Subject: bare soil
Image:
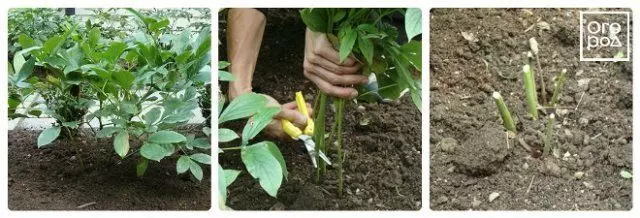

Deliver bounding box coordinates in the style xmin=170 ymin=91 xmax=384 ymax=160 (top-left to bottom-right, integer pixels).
xmin=8 ymin=125 xmax=211 ymax=210
xmin=430 ymin=8 xmax=632 ymax=210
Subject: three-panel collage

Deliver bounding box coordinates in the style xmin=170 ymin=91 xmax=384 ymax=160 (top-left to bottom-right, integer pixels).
xmin=2 ymin=2 xmax=636 ymax=218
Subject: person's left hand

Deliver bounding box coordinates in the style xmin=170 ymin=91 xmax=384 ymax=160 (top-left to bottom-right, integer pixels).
xmin=261 ymin=94 xmax=313 ymax=141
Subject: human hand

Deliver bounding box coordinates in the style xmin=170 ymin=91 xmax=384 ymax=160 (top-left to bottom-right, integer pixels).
xmin=303 ymin=28 xmax=368 ymax=99
xmin=261 ymin=95 xmax=313 ymax=141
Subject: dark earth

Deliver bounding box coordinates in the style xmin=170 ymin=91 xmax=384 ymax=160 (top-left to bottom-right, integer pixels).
xmin=8 ymin=125 xmax=211 ymax=210
xmin=430 ymin=8 xmax=632 ymax=210
xmin=218 ymin=9 xmax=422 ymax=210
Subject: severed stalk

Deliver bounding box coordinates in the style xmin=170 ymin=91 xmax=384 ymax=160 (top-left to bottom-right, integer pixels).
xmin=523 ymin=64 xmax=539 ymax=120
xmin=549 ymin=69 xmax=567 ymax=107
xmin=492 ymin=92 xmax=517 ymax=133
xmin=543 ymin=113 xmax=556 ymax=156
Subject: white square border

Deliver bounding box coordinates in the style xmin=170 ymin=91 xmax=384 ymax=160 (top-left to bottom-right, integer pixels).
xmin=580 ymin=11 xmax=631 ymax=62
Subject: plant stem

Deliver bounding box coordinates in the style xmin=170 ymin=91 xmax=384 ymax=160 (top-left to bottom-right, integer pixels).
xmin=335 ymin=98 xmax=345 ymax=197
xmin=535 ymin=53 xmax=547 ymax=105
xmin=543 ymin=113 xmax=556 ymax=156
xmin=313 ymin=92 xmax=328 ymax=183
xmin=220 ymin=146 xmax=242 ymax=151
xmin=492 ymin=92 xmax=516 ymax=133
xmin=549 ymin=69 xmax=567 ymax=107
xmin=523 ymin=64 xmax=539 ymax=120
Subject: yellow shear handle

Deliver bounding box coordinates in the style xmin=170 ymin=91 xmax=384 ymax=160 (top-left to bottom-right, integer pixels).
xmin=295 ymin=91 xmax=314 ymax=135
xmin=281 ymin=120 xmax=302 ymax=139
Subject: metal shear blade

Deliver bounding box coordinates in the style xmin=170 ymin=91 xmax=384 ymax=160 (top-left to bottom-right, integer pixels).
xmin=299 ymin=135 xmax=332 ymax=168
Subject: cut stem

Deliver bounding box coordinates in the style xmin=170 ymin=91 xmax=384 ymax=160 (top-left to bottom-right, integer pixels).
xmin=335 ymin=98 xmax=345 ymax=196
xmin=492 ymin=92 xmax=517 ymax=133
xmin=313 ymin=92 xmax=328 ymax=183
xmin=543 ymin=113 xmax=556 ymax=156
xmin=523 ymin=64 xmax=539 ymax=120
xmin=549 ymin=69 xmax=567 ymax=107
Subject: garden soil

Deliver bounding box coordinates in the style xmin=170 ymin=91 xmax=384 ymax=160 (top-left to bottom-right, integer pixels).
xmin=430 ymin=8 xmax=632 ymax=210
xmin=218 ymin=9 xmax=422 ymax=210
xmin=8 ymin=125 xmax=211 ymax=210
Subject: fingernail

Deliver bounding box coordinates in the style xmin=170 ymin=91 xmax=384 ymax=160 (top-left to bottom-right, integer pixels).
xmin=361 ymin=78 xmax=369 ymax=83
xmin=350 ymin=91 xmax=358 ymax=98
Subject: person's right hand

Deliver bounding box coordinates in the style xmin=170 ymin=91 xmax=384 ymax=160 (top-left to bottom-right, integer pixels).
xmin=303 ymin=28 xmax=368 ymax=99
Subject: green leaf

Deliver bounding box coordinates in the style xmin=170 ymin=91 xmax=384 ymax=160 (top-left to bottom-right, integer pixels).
xmin=189 ymin=160 xmax=204 ymax=181
xmin=401 ymin=40 xmax=422 ymax=71
xmin=339 ymin=27 xmax=357 ymax=63
xmin=144 ymin=107 xmax=162 ymax=126
xmin=203 ymin=127 xmax=211 ymax=137
xmin=241 ymin=107 xmax=280 ymax=145
xmin=97 ymin=127 xmax=121 ymax=138
xmin=112 ymin=70 xmax=135 ymax=89
xmin=265 ymin=141 xmax=288 ymax=180
xmin=190 ymin=138 xmax=211 ymax=149
xmin=411 ymin=80 xmax=422 ymax=112
xmin=219 ymin=128 xmax=239 ymax=143
xmin=218 ymin=61 xmax=231 ymax=69
xmin=114 ymin=131 xmax=130 ymax=158
xmin=43 ymin=35 xmax=63 ymax=55
xmin=241 ymin=141 xmax=284 ymax=197
xmin=28 ymin=110 xmax=42 ymax=117
xmin=620 ymin=169 xmax=633 ymax=179
xmin=358 ymin=36 xmax=374 ymax=65
xmin=218 ymin=165 xmax=229 ymax=205
xmin=218 ymin=70 xmax=234 ymax=81
xmin=37 ymin=126 xmax=61 ymax=148
xmin=218 ymin=93 xmax=267 ymax=124
xmin=140 ymin=142 xmax=166 ymax=162
xmin=177 ymin=155 xmax=191 ymax=174
xmin=332 ymin=9 xmax=346 ymax=22
xmin=62 ymin=121 xmax=79 ymax=128
xmin=148 ymin=130 xmax=187 ymax=144
xmin=13 ymin=57 xmax=35 ymax=87
xmin=88 ymin=27 xmax=100 ymax=47
xmin=224 ymin=169 xmax=241 ymax=187
xmin=18 ymin=34 xmax=36 ymax=49
xmin=137 ymin=158 xmax=149 ymax=177
xmin=190 ymin=153 xmax=211 ymax=165
xmin=300 ymin=8 xmax=329 ymax=33
xmin=405 ymin=8 xmax=422 ymax=40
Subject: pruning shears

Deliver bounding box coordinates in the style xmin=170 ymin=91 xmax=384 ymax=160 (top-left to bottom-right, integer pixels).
xmin=281 ymin=91 xmax=332 ymax=168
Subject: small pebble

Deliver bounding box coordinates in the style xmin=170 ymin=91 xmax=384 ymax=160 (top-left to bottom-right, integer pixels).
xmin=523 ymin=163 xmax=529 ymax=170
xmin=356 ymin=105 xmax=366 ymax=113
xmin=438 ymin=138 xmax=457 ymax=154
xmin=574 ymin=171 xmax=585 ymax=179
xmin=471 ymin=197 xmax=482 ymax=208
xmin=488 ymin=192 xmax=500 ymax=202
xmin=70 ymin=156 xmax=76 ymax=161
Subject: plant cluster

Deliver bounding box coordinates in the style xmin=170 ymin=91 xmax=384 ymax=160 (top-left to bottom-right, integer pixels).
xmin=8 ymin=8 xmax=212 ymax=180
xmin=492 ymin=37 xmax=567 ymax=157
xmin=300 ymin=8 xmax=422 ymax=196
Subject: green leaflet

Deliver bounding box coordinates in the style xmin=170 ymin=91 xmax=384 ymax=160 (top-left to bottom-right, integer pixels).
xmin=241 ymin=141 xmax=286 ymax=197
xmin=241 ymin=106 xmax=280 ymax=145
xmin=37 ymin=126 xmax=61 ymax=148
xmin=140 ymin=142 xmax=167 ymax=161
xmin=405 ymin=8 xmax=422 ymax=40
xmin=338 ymin=27 xmax=357 ymax=63
xmin=218 ymin=128 xmax=239 ymax=143
xmin=218 ymin=93 xmax=267 ymax=124
xmin=114 ymin=131 xmax=130 ymax=158
xmin=148 ymin=130 xmax=187 ymax=144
